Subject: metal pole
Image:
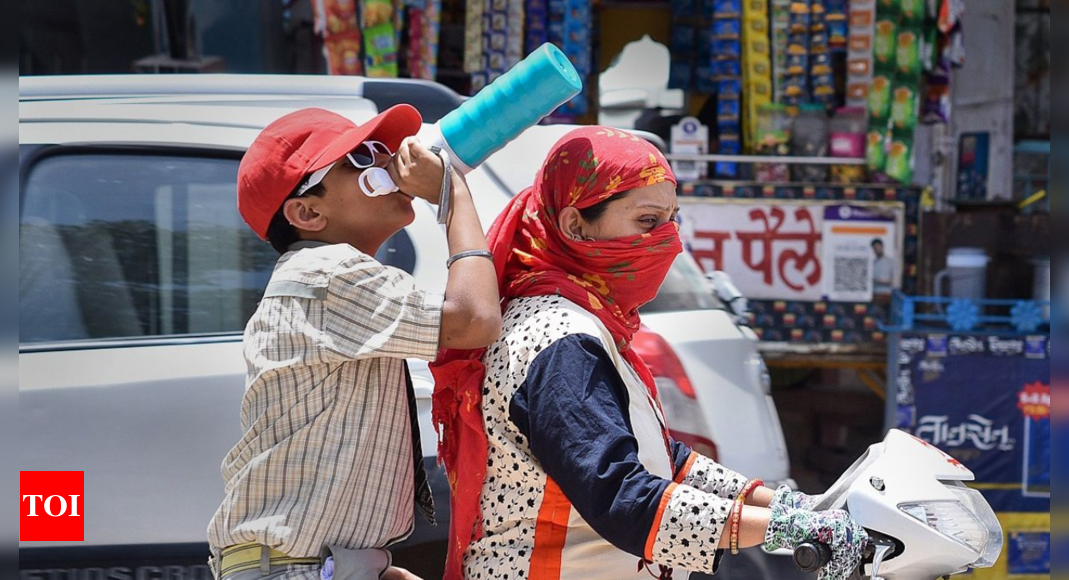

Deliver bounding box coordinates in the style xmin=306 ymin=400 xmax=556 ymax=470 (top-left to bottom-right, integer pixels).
xmin=663 ymin=153 xmax=868 ymax=166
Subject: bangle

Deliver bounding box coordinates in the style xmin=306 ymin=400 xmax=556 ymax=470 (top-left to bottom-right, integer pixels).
xmin=446 ymin=250 xmax=494 ymax=269
xmin=739 ymin=478 xmax=764 ymax=505
xmin=730 ymin=479 xmax=764 ymax=555
xmin=730 ymin=500 xmax=744 ymax=555
xmin=430 ymin=146 xmax=453 ymax=225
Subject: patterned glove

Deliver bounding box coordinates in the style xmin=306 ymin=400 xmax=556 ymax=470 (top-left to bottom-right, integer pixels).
xmin=764 ymin=488 xmax=868 ymax=580
xmin=768 ymin=484 xmax=820 ymax=512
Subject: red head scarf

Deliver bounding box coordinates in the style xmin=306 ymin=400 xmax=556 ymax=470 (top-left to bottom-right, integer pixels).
xmin=430 ymin=127 xmax=682 ymax=580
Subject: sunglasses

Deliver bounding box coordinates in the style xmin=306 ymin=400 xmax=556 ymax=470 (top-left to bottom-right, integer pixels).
xmin=296 ymin=140 xmax=392 ymax=196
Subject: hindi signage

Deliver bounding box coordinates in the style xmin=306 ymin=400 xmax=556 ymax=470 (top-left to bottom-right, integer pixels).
xmin=681 ymin=200 xmax=904 ymax=303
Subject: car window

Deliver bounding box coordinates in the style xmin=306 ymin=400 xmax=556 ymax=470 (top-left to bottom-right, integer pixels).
xmin=376 ymin=228 xmax=416 ymax=275
xmin=641 ymin=253 xmax=725 ymax=314
xmin=19 ymin=151 xmax=278 ymax=344
xmin=19 ymin=145 xmax=38 ymax=165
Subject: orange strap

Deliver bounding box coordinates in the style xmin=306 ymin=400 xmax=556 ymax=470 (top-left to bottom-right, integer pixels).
xmin=644 ymin=482 xmax=679 ymax=561
xmin=530 ymin=477 xmax=572 ymax=580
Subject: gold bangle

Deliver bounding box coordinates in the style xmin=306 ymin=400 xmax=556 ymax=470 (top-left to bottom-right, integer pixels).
xmin=730 ymin=499 xmax=744 ymax=555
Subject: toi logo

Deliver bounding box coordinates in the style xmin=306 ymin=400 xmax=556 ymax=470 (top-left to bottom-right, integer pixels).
xmin=20 ymin=471 xmax=84 ymax=541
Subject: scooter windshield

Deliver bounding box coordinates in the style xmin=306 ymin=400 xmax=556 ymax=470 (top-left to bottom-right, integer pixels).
xmin=814 ymin=443 xmax=885 ymax=511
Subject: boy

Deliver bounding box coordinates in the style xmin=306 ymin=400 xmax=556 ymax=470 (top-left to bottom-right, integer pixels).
xmin=208 ymin=105 xmax=501 ymax=580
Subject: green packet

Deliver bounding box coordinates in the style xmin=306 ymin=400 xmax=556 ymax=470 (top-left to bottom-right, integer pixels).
xmin=873 ymin=18 xmax=897 ymax=66
xmin=885 ymin=131 xmax=914 ymax=184
xmin=899 ymin=0 xmax=925 ymax=24
xmin=890 ymin=84 xmax=919 ymax=131
xmin=868 ymin=73 xmax=893 ymax=120
xmin=364 ymin=23 xmax=399 ymax=78
xmin=866 ymin=128 xmax=887 ymax=171
xmin=895 ymin=28 xmax=922 ymax=78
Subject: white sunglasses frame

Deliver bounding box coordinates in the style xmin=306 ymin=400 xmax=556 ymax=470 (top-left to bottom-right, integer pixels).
xmin=295 ymin=140 xmax=392 ymax=196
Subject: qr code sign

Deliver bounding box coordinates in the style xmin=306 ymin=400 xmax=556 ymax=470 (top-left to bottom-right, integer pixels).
xmin=833 ymin=256 xmax=871 ymax=294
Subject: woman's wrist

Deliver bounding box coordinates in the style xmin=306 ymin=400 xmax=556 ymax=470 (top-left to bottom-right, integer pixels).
xmin=748 ymin=485 xmax=776 ymax=508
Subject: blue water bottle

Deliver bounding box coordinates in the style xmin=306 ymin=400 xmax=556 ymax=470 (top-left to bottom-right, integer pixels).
xmin=360 ymin=43 xmax=583 ymax=195
xmin=434 ymin=42 xmax=583 ymax=172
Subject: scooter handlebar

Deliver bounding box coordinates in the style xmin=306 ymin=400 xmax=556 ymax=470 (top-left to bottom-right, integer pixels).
xmin=793 ymin=542 xmax=832 ymax=574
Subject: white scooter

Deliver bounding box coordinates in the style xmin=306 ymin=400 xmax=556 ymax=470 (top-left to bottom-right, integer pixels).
xmin=791 ymin=429 xmax=1004 ymax=580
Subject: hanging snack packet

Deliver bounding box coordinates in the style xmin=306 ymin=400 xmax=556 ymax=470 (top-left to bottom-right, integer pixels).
xmin=715 ymin=0 xmax=742 ymax=16
xmin=719 ymin=78 xmax=743 ymax=98
xmin=866 ymin=129 xmax=887 ymax=171
xmin=895 ymin=28 xmax=921 ymax=79
xmin=868 ymin=73 xmax=892 ymax=120
xmin=890 ymin=85 xmax=919 ymax=131
xmin=899 ymin=0 xmax=924 ymax=25
xmin=715 ymin=18 xmax=742 ymax=37
xmin=464 ymin=0 xmax=485 ymax=72
xmin=872 ymin=18 xmax=897 ymax=66
xmin=364 ymin=23 xmax=399 ymax=77
xmin=885 ymin=132 xmax=914 ymax=183
xmin=715 ymin=59 xmax=743 ymax=78
xmin=713 ymin=38 xmax=743 ymax=58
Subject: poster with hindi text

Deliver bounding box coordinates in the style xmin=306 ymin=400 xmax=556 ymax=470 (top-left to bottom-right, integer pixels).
xmin=679 ymin=200 xmax=905 ymax=303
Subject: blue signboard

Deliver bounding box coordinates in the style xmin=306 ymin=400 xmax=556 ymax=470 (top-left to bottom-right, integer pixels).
xmin=893 ymin=333 xmax=1050 ymax=514
xmin=1007 ymin=532 xmax=1051 ymax=575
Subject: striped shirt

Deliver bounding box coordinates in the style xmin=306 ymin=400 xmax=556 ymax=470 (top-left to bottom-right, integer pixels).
xmin=207 ymin=241 xmax=444 ymax=559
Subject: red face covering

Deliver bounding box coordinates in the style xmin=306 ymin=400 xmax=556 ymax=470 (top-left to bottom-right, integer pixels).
xmin=430 ymin=127 xmax=682 ymax=580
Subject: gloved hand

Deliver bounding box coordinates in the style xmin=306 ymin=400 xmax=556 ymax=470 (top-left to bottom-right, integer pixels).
xmin=764 ymin=487 xmax=868 ymax=580
xmin=768 ymin=484 xmax=820 ymax=512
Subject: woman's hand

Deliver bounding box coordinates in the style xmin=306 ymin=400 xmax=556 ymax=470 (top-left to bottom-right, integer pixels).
xmin=764 ymin=494 xmax=868 ymax=580
xmin=381 ymin=566 xmax=424 ymax=580
xmin=768 ymin=485 xmax=820 ymax=511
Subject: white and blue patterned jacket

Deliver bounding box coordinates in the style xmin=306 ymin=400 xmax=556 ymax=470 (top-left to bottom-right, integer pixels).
xmin=464 ymin=295 xmax=752 ymax=580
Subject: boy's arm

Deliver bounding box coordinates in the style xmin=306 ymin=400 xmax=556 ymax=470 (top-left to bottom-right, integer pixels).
xmin=389 ymin=139 xmax=502 ymax=350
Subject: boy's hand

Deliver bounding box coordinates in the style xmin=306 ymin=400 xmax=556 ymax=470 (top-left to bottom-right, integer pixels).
xmin=386 ymin=137 xmax=445 ymax=204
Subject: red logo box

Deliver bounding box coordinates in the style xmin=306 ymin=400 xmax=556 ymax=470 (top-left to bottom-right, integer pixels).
xmin=20 ymin=471 xmax=84 ymax=541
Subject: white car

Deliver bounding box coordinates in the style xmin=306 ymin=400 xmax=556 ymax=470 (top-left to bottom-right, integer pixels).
xmin=19 ymin=75 xmax=793 ymax=580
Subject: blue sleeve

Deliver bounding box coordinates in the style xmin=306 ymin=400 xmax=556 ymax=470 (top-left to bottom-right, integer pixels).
xmin=508 ymin=334 xmax=671 ymax=559
xmin=670 ymin=438 xmax=693 ymax=480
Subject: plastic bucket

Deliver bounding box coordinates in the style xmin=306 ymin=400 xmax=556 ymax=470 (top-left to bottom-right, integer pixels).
xmin=935 ymin=248 xmax=989 ymax=301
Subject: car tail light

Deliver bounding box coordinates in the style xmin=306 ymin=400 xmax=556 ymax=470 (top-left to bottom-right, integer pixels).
xmin=633 ymin=327 xmax=719 ymax=462
xmin=632 ymin=328 xmax=695 ymax=398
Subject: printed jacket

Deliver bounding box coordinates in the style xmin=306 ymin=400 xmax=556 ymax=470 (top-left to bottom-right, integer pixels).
xmin=464 ymin=295 xmax=751 ymax=580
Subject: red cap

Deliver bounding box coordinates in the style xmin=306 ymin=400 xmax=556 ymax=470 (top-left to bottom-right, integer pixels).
xmin=237 ymin=105 xmax=423 ymax=240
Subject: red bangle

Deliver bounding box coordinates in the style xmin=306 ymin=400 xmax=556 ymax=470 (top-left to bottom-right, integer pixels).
xmin=739 ymin=478 xmax=764 ymax=505
xmin=730 ymin=479 xmax=764 ymax=555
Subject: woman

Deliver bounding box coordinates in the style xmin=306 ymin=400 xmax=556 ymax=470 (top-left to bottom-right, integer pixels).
xmin=431 ymin=127 xmax=866 ymax=580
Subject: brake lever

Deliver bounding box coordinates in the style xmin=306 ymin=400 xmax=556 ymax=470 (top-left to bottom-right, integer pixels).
xmin=863 ymin=534 xmax=897 ymax=580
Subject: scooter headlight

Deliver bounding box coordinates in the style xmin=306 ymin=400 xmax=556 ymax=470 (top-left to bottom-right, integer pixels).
xmin=899 ymin=485 xmax=1004 ymax=568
